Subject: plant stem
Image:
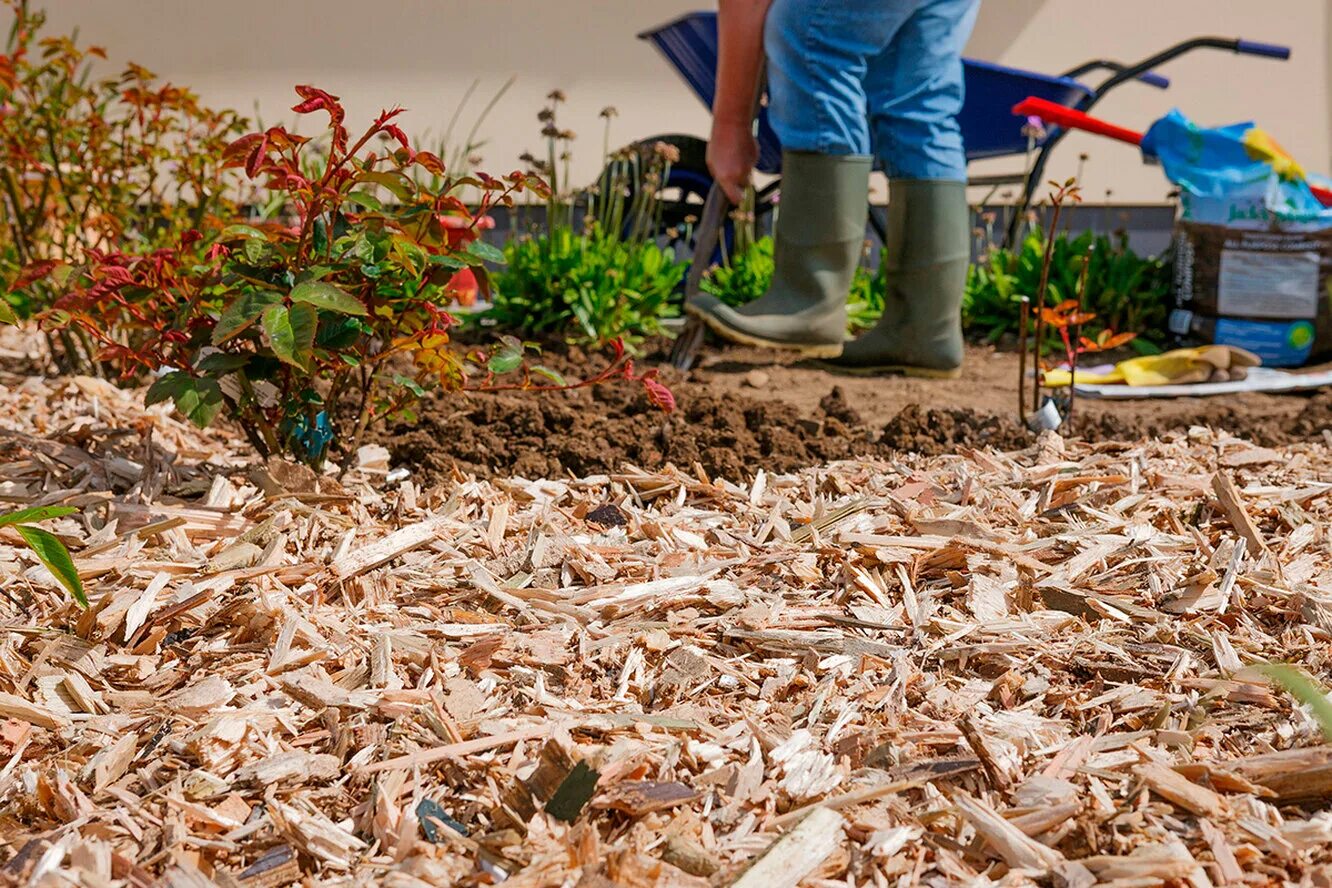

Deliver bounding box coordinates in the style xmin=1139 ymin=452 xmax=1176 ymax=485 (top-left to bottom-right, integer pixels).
xmin=1017 ymin=295 xmax=1029 ymax=424
xmin=1068 ymin=248 xmax=1092 ymax=426
xmin=1030 ymin=199 xmax=1064 ymax=413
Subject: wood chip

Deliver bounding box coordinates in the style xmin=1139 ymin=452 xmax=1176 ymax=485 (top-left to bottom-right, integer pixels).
xmin=729 ymin=807 xmax=844 ymax=888
xmin=1134 ymin=761 xmax=1225 ymax=817
xmin=1211 ymin=472 xmax=1270 ymax=557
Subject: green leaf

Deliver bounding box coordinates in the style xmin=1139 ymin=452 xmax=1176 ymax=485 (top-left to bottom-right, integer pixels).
xmin=196 ymin=353 xmax=251 ymax=374
xmin=531 ymin=365 xmax=566 ymax=386
xmin=298 ymin=265 xmax=335 ymax=283
xmin=15 ymin=525 xmax=87 ymax=608
xmin=243 ymin=237 xmax=270 ymax=265
xmin=146 ymin=372 xmax=225 ymax=428
xmin=213 ymin=290 xmax=282 ymax=344
xmin=392 ymin=373 xmax=427 ymax=397
xmin=487 ymin=340 xmax=524 ymax=375
xmin=0 ymin=505 xmax=78 ymax=528
xmin=361 ymin=170 xmax=416 ymax=201
xmin=312 ymin=217 xmax=329 ymax=256
xmin=466 ymin=239 xmax=506 ymax=265
xmin=220 ymin=223 xmax=267 ymax=241
xmin=316 ymin=315 xmax=366 ymax=349
xmin=290 ymin=281 xmax=366 ymax=316
xmin=1249 ymin=664 xmax=1332 ymax=741
xmin=1129 ymin=337 xmax=1163 ymax=356
xmin=354 ymin=235 xmax=378 ymax=264
xmin=0 ymin=300 xmax=16 ymax=325
xmin=428 ymin=254 xmax=469 ymax=270
xmin=344 ymin=190 xmax=384 ymax=211
xmin=262 ymin=303 xmax=317 ymax=370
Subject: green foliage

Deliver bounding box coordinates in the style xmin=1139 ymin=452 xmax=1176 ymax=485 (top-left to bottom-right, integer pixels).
xmin=0 ymin=1 xmax=246 ymax=369
xmin=492 ymin=227 xmax=685 ymax=345
xmin=845 ymin=258 xmax=887 ymax=333
xmin=700 ymin=236 xmax=885 ymax=333
xmin=701 ymin=236 xmax=774 ymax=309
xmin=490 ymin=91 xmax=687 ymax=346
xmin=964 ymin=227 xmax=1170 ymax=350
xmin=1 ymin=505 xmax=85 ymax=607
xmin=1248 ymin=664 xmax=1332 ymax=742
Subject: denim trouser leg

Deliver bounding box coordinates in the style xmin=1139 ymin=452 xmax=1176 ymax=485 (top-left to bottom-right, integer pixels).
xmin=765 ymin=0 xmax=979 ymax=180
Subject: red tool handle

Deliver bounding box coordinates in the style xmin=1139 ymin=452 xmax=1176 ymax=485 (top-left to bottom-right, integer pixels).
xmin=1013 ymin=96 xmax=1332 ymax=207
xmin=1013 ymin=97 xmax=1144 ymax=146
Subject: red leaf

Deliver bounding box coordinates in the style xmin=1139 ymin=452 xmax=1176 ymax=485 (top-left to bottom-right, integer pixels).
xmin=291 ymin=96 xmax=327 ymax=115
xmin=642 ymin=376 xmax=676 ymax=413
xmin=223 ymin=132 xmax=264 ymax=168
xmin=383 ymin=123 xmax=411 ymax=153
xmin=417 ymin=151 xmax=446 ymax=176
xmin=292 ymin=85 xmax=339 ymax=115
xmin=245 ymin=140 xmax=266 ymax=178
xmin=9 ymin=260 xmax=58 ymax=291
xmin=1100 ymin=331 xmax=1137 ymax=349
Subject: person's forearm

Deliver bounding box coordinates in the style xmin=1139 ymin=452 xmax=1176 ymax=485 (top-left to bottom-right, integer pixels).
xmin=714 ymin=0 xmax=771 ymax=127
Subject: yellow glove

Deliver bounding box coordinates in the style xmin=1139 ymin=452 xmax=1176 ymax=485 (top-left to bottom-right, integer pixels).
xmin=1043 ymin=346 xmax=1261 ymax=387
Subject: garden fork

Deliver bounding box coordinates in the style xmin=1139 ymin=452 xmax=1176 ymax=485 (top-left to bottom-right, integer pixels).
xmin=668 ymin=75 xmax=766 ymax=372
xmin=668 ymin=182 xmax=731 ymax=370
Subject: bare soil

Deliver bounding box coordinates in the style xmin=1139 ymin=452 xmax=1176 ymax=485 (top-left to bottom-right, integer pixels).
xmin=381 ymin=341 xmax=1332 ymax=483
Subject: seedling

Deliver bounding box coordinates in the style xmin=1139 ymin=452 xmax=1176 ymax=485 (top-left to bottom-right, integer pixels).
xmin=1 ymin=505 xmax=85 ymax=608
xmin=1028 ymin=179 xmax=1082 ymax=415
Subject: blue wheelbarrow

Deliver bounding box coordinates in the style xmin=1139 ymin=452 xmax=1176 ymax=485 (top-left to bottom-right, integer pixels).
xmin=630 ymin=11 xmax=1291 ymax=250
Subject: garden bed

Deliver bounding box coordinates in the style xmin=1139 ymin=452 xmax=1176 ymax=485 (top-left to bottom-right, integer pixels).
xmin=380 ymin=341 xmax=1332 ymax=484
xmin=4 ymin=369 xmax=1331 ymax=886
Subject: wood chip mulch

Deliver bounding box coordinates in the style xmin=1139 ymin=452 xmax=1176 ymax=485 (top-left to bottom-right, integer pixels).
xmin=2 ymin=372 xmax=1332 ymax=887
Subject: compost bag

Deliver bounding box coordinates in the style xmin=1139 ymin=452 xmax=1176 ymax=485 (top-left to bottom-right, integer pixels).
xmin=1148 ymin=110 xmax=1332 ymax=366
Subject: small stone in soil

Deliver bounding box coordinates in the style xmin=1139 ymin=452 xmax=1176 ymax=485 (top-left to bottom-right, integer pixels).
xmin=744 ymin=369 xmax=771 ymax=389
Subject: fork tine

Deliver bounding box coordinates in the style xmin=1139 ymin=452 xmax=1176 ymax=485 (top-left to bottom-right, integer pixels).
xmin=668 ymin=317 xmax=706 ymax=370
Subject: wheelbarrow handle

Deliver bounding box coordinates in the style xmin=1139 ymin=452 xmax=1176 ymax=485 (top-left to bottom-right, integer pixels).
xmin=1012 ymin=96 xmax=1144 ymax=147
xmin=1135 ymin=71 xmax=1171 ymax=90
xmin=1012 ymin=96 xmax=1332 ymax=208
xmin=1234 ymin=39 xmax=1291 ymax=60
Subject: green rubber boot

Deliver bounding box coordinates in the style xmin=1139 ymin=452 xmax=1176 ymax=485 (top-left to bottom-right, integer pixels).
xmin=685 ymin=151 xmax=871 ymax=357
xmin=827 ymin=179 xmax=968 ymax=378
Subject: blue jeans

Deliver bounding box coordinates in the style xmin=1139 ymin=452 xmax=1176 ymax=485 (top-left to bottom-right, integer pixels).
xmin=765 ymin=0 xmax=980 ymax=181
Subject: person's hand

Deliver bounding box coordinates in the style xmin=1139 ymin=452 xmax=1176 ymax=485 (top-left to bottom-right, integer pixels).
xmin=707 ymin=119 xmax=757 ymax=205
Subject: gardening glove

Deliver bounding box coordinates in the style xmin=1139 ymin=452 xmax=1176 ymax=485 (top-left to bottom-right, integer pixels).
xmin=1043 ymin=345 xmax=1262 ymax=387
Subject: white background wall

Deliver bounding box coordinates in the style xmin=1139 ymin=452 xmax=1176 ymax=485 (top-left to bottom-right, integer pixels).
xmin=25 ymin=0 xmax=1332 ymax=204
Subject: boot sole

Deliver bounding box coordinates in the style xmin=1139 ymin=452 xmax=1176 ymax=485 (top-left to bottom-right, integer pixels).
xmin=816 ymin=361 xmax=963 ymax=380
xmin=685 ymin=304 xmax=845 ymax=358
